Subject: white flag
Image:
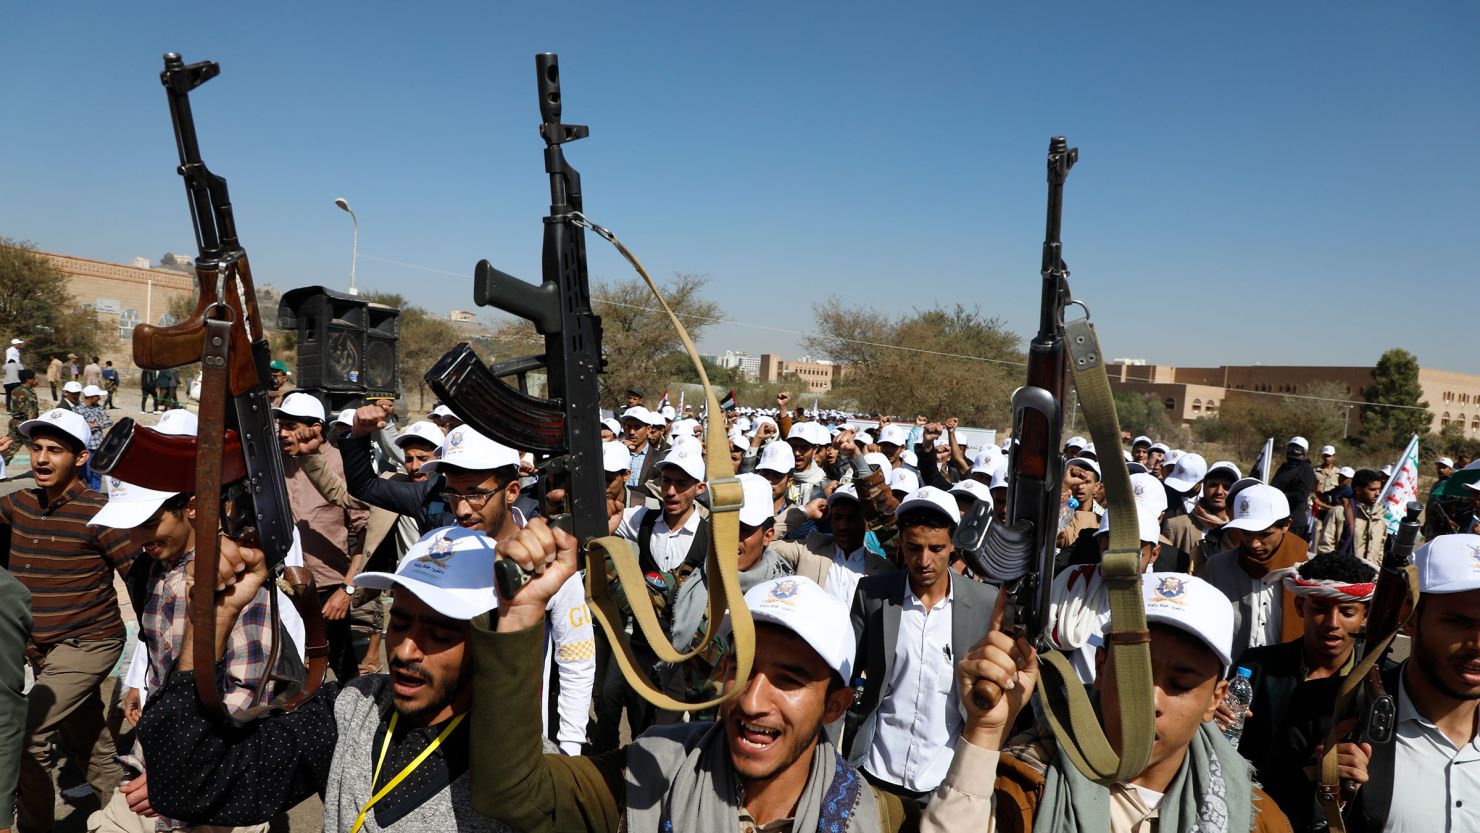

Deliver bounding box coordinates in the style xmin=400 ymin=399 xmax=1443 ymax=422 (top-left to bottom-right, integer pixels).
xmin=1377 ymin=434 xmax=1422 ymax=534
xmin=1253 ymin=438 xmax=1274 ymax=483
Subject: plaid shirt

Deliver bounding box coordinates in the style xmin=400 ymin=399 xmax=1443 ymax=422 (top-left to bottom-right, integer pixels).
xmin=73 ymin=402 xmax=111 ymax=449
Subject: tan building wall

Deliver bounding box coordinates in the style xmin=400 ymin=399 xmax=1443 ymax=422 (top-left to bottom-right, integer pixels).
xmin=42 ymin=252 xmax=196 ymax=371
xmin=1109 ymin=362 xmax=1480 ymax=438
xmin=758 ymin=353 xmax=837 ymax=393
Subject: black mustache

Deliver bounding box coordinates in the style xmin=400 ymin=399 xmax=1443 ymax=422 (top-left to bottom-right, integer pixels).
xmin=390 ymin=659 xmax=432 ymax=683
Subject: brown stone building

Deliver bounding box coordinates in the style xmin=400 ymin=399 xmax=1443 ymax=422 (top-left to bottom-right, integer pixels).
xmin=1108 ymin=361 xmax=1480 ymax=438
xmin=757 ymin=354 xmax=844 ymax=393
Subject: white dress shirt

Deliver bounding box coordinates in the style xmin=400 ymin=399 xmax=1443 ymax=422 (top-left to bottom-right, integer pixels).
xmin=617 ymin=506 xmax=702 ymax=572
xmin=863 ymin=581 xmax=960 ymax=792
xmin=1385 ymin=671 xmax=1480 ymax=832
xmin=825 ymin=544 xmax=869 ymax=606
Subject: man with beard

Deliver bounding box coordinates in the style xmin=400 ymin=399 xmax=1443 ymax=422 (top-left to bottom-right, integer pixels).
xmin=1163 ymin=460 xmax=1240 ymax=573
xmin=846 ymin=487 xmax=997 ymax=802
xmin=1201 ymin=484 xmax=1309 ymax=664
xmin=1272 ymin=534 xmax=1480 ymax=831
xmin=1228 ymin=552 xmax=1375 ymax=780
xmin=471 ymin=518 xmax=987 ymax=832
xmin=136 ymin=527 xmax=522 ymax=832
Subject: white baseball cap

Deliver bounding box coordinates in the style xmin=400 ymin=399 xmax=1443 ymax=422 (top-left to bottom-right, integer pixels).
xmin=894 ymin=485 xmax=962 ymax=525
xmin=1381 ymin=464 xmax=1393 ymax=476
xmin=729 ymin=433 xmax=748 ymax=453
xmin=9 ymin=339 xmax=21 ymax=345
xmin=889 ymin=468 xmax=921 ymax=495
xmin=601 ymin=417 xmax=622 ymax=437
xmin=1224 ymin=483 xmax=1291 ymax=532
xmin=1321 ymin=445 xmax=1337 ymax=456
xmin=728 ymin=577 xmax=855 ymax=683
xmin=430 ymin=404 xmax=457 ymax=420
xmin=89 ymin=476 xmax=180 ymax=529
xmin=1206 ymin=460 xmax=1242 ymax=481
xmin=878 ymin=424 xmax=911 ymax=447
xmin=654 ymin=443 xmax=705 ymax=483
xmin=899 ymin=450 xmax=918 ymax=469
xmin=855 ymin=431 xmax=874 ymax=445
xmin=1415 ymin=534 xmax=1480 ymax=594
xmin=737 ymin=472 xmax=774 ymax=527
xmin=659 ymin=405 xmax=677 ymax=420
xmin=155 ymin=409 xmax=198 ymax=436
xmin=1437 ymin=457 xmax=1456 ymax=468
xmin=602 ymin=440 xmax=633 ymax=474
xmin=81 ymin=384 xmax=104 ymax=398
xmin=63 ymin=381 xmax=83 ymax=394
xmin=1163 ymin=448 xmax=1184 ymax=467
xmin=1067 ymin=457 xmax=1101 ymax=478
xmin=1148 ymin=442 xmax=1170 ymax=456
xmin=420 ymin=425 xmax=520 ymax=474
xmin=1132 ymin=435 xmax=1152 ymax=447
xmin=786 ymin=422 xmax=830 ymax=447
xmin=620 ymin=405 xmax=651 ymax=424
xmin=735 ymin=417 xmax=753 ymax=432
xmin=1095 ymin=472 xmax=1169 ymax=543
xmin=335 ymin=408 xmax=356 ymax=428
xmin=748 ymin=415 xmax=778 ymax=437
xmin=20 ymin=408 xmax=90 ymax=449
xmin=826 ymin=484 xmax=862 ymax=510
xmin=669 ymin=418 xmax=700 ymax=439
xmin=970 ymin=446 xmax=1004 ymax=476
xmin=1137 ymin=573 xmax=1235 ymax=673
xmin=273 ymin=392 xmax=326 ymax=423
xmin=756 ymin=441 xmax=794 ymax=475
xmin=863 ymin=452 xmax=893 ymax=483
xmin=353 ymin=526 xmax=499 ymax=619
xmin=1288 ymin=436 xmax=1309 ymax=451
xmin=1338 ymin=466 xmax=1355 ymax=478
xmin=1164 ymin=452 xmax=1208 ymax=493
xmin=395 ymin=420 xmax=445 ymax=449
xmin=949 ymin=479 xmax=994 ymax=508
xmin=1065 ymin=436 xmax=1088 ymax=450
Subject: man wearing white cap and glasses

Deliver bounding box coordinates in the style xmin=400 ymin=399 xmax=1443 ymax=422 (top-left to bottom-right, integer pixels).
xmin=472 ymin=518 xmax=987 ymax=832
xmin=1201 ymin=483 xmax=1309 ymax=662
xmin=1274 ymin=533 xmax=1480 ymax=832
xmin=1 ymin=407 xmax=135 ymax=831
xmin=943 ymin=573 xmax=1290 ymax=832
xmin=275 ymin=392 xmax=368 ymax=686
xmin=136 ymin=526 xmax=521 ymax=832
xmin=91 ymin=409 xmax=295 ymax=833
xmin=847 ymin=487 xmax=997 ymax=801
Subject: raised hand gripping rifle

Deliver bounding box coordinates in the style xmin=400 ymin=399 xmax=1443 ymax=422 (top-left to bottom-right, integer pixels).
xmin=427 ymin=54 xmax=751 ymax=713
xmin=957 ymin=138 xmax=1154 ymax=785
xmin=1315 ymin=502 xmax=1422 ymax=831
xmin=94 ymin=54 xmax=324 ymax=720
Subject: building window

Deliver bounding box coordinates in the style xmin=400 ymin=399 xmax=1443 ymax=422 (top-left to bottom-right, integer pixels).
xmin=117 ymin=308 xmax=140 ymax=339
xmin=1192 ymin=399 xmax=1202 ymax=414
xmin=1206 ymin=399 xmax=1218 ymax=413
xmin=158 ymin=312 xmax=179 ymax=327
xmin=1164 ymin=397 xmax=1176 ymax=411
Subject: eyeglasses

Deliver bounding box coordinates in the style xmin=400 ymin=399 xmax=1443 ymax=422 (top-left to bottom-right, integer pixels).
xmin=441 ymin=489 xmax=498 ymax=508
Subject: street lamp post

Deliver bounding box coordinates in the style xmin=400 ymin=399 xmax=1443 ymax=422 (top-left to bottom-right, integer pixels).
xmin=333 ymin=197 xmax=359 ymax=295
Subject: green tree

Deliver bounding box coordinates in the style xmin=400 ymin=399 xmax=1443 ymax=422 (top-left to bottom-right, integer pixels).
xmin=804 ymin=299 xmax=1022 ymax=427
xmin=1112 ymin=391 xmax=1179 ymax=442
xmin=363 ymin=292 xmax=460 ymax=410
xmin=1362 ymin=348 xmax=1431 ymax=447
xmin=0 ymin=238 xmax=101 ymax=365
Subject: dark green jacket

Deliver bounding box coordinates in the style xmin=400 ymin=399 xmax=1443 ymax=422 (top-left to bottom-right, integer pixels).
xmin=0 ymin=568 xmax=33 ymax=828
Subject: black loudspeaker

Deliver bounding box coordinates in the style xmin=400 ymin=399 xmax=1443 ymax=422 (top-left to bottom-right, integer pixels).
xmin=278 ymin=286 xmax=400 ymax=399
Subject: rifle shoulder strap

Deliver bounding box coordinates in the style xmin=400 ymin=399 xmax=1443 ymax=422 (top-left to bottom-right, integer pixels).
xmin=191 ymin=316 xmax=232 ymax=720
xmin=1033 ymin=315 xmax=1155 ymax=785
xmin=1314 ymin=563 xmax=1419 ymax=832
xmin=577 ymin=220 xmax=753 ymax=713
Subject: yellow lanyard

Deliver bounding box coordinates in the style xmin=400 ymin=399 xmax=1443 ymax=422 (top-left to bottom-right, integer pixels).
xmin=349 ymin=711 xmax=466 ymax=833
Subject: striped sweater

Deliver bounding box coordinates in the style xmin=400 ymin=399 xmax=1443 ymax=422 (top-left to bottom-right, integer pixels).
xmin=0 ymin=480 xmax=135 ymax=646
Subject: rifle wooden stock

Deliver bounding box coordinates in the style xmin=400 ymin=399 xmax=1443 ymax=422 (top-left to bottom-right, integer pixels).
xmin=92 ymin=418 xmax=247 ymax=491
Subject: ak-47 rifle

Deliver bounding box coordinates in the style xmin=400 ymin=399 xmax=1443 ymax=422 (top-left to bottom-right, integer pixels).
xmin=95 ymin=53 xmax=324 ymax=720
xmin=955 ymin=137 xmax=1154 ymax=786
xmin=428 ymin=54 xmax=752 ymax=713
xmin=1315 ymin=502 xmax=1422 ymax=830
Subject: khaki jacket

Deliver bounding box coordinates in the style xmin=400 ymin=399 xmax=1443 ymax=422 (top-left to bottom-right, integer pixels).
xmin=770 ymin=531 xmax=896 ymax=588
xmin=1316 ymin=498 xmax=1388 ymax=566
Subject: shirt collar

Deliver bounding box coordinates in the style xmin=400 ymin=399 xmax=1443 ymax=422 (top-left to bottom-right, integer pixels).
xmin=36 ymin=478 xmax=90 ymax=511
xmin=903 ymin=575 xmax=954 ymax=610
xmin=834 ymin=543 xmax=865 ymax=564
xmin=1396 ymin=665 xmax=1480 ymax=749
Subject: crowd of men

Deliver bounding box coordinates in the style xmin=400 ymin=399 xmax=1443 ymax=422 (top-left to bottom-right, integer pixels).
xmin=0 ymin=377 xmax=1476 ymax=833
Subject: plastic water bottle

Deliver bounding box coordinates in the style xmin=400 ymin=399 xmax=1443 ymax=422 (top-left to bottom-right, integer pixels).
xmin=1222 ymin=667 xmax=1254 ymax=747
xmin=1057 ymin=496 xmax=1080 ymax=531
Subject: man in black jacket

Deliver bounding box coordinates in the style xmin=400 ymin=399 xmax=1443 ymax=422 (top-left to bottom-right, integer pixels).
xmin=1271 ymin=436 xmax=1317 ymax=539
xmin=341 ymin=405 xmax=453 ymax=533
xmin=1271 ymin=534 xmax=1480 ymax=831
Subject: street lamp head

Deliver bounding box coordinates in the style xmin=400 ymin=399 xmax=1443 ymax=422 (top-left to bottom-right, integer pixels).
xmin=334 ymin=197 xmax=352 ymax=213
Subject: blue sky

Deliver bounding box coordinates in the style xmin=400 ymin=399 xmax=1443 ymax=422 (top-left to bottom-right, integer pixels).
xmin=4 ymin=2 xmax=1477 ymax=372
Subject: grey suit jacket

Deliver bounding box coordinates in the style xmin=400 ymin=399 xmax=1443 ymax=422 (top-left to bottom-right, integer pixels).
xmin=843 ymin=570 xmax=997 ymax=767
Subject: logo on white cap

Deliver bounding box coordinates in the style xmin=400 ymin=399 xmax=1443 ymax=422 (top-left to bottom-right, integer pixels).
xmin=1152 ymin=575 xmax=1187 ymax=601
